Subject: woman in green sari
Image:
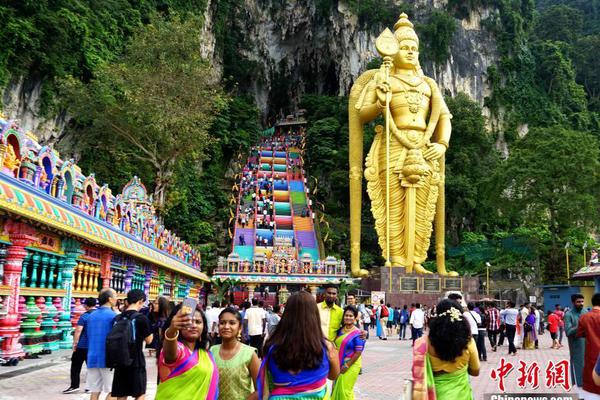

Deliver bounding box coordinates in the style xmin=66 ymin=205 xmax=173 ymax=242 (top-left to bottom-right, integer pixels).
xmin=412 ymin=299 xmax=479 ymax=400
xmin=332 ymin=305 xmax=366 ymax=400
xmin=156 ymin=303 xmax=219 ymax=399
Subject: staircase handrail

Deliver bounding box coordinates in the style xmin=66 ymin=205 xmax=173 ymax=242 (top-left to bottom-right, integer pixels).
xmin=287 ymin=150 xmax=300 ymax=260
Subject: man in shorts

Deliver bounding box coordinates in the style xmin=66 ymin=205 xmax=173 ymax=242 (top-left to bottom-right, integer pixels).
xmin=86 ymin=288 xmax=117 ymax=400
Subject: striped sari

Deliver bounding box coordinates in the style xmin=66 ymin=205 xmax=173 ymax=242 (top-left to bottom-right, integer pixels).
xmin=412 ymin=337 xmax=472 ymax=400
xmin=332 ymin=328 xmax=364 ymax=400
xmin=257 ymin=344 xmax=330 ymax=399
xmin=156 ymin=344 xmax=219 ymax=400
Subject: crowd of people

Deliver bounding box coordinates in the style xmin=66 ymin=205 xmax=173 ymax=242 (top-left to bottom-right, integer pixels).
xmin=63 ymin=284 xmax=366 ymax=400
xmin=63 ymin=284 xmax=600 ymax=400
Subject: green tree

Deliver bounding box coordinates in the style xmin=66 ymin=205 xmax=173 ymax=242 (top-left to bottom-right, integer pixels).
xmin=533 ymin=4 xmax=583 ymax=44
xmin=61 ymin=16 xmax=226 ymax=212
xmin=444 ymin=93 xmax=499 ymax=243
xmin=573 ymin=35 xmax=600 ymax=111
xmin=416 ymin=10 xmax=457 ymax=65
xmin=495 ymin=126 xmax=600 ymax=280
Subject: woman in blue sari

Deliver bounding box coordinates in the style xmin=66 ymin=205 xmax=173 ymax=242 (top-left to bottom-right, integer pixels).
xmin=257 ymin=291 xmax=340 ymax=399
xmin=375 ymin=305 xmax=384 ymax=339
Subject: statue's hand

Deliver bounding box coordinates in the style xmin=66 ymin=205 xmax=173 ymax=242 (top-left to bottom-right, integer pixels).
xmin=375 ymin=71 xmax=391 ymax=105
xmin=423 ymin=143 xmax=446 ymax=160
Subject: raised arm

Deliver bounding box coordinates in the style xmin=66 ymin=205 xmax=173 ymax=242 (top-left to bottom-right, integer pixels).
xmin=162 ymin=310 xmax=190 ymax=364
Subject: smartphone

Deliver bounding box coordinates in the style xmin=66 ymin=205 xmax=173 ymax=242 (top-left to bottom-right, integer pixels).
xmin=181 ymin=297 xmax=198 ymax=327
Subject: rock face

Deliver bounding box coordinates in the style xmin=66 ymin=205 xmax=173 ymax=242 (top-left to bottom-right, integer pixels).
xmin=1 ymin=0 xmax=498 ymax=140
xmin=1 ymin=76 xmax=68 ymax=144
xmin=204 ymin=0 xmax=499 ymax=116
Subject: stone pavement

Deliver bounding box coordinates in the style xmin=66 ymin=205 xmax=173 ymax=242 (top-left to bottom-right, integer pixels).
xmin=0 ymin=331 xmax=574 ymax=400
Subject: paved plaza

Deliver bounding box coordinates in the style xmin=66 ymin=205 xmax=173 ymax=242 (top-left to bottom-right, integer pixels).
xmin=0 ymin=331 xmax=574 ymax=400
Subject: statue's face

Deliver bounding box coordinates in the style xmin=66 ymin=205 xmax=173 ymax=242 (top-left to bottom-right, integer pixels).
xmin=395 ymin=39 xmax=419 ymax=69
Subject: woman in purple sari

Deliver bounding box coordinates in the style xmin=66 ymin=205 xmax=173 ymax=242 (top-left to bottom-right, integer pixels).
xmin=523 ymin=306 xmax=537 ymax=350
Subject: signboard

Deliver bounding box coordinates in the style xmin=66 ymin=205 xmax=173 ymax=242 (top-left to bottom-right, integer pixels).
xmin=400 ymin=277 xmax=419 ymax=292
xmin=444 ymin=278 xmax=462 ymax=290
xmin=371 ymin=291 xmax=386 ymax=305
xmin=423 ymin=278 xmax=441 ymax=292
xmin=529 ymin=295 xmax=537 ymax=304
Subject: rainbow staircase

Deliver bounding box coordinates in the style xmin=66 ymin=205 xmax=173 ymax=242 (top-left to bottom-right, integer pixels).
xmin=231 ymin=127 xmax=320 ymax=263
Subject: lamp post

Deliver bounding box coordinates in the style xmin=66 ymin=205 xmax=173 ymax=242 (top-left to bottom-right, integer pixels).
xmin=485 ymin=262 xmax=491 ymax=297
xmin=565 ymin=242 xmax=570 ymax=285
xmin=583 ymin=241 xmax=588 ymax=269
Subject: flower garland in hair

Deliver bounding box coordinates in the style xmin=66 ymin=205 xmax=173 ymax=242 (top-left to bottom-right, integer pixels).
xmin=441 ymin=307 xmax=463 ymax=322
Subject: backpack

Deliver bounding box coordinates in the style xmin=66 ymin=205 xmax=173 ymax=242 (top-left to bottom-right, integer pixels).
xmin=380 ymin=305 xmax=389 ymax=318
xmin=105 ymin=312 xmax=140 ymax=368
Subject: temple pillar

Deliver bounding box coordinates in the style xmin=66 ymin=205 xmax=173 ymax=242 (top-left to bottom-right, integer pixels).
xmin=144 ymin=268 xmax=152 ymax=297
xmin=0 ymin=221 xmax=38 ymax=359
xmin=246 ymin=284 xmax=256 ymax=302
xmin=58 ymin=238 xmax=82 ymax=349
xmin=124 ymin=260 xmax=135 ymax=293
xmin=100 ymin=250 xmax=112 ymax=289
xmin=308 ymin=285 xmax=319 ymax=299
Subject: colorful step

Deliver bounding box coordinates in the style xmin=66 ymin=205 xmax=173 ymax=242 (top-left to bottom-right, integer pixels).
xmin=235 ymin=228 xmax=254 ymax=245
xmin=233 ymin=245 xmax=254 ymax=261
xmin=289 ymin=181 xmax=304 ymax=192
xmin=291 ymin=193 xmax=306 ymax=206
xmin=300 ymin=247 xmax=320 ymax=261
xmin=296 ymin=230 xmax=316 ymax=248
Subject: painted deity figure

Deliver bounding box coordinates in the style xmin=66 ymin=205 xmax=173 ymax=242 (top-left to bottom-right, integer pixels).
xmin=349 ymin=13 xmax=457 ymax=276
xmin=3 ymin=143 xmax=20 ymax=175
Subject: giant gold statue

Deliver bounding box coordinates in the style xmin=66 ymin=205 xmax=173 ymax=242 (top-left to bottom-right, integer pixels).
xmin=349 ymin=13 xmax=457 ymax=277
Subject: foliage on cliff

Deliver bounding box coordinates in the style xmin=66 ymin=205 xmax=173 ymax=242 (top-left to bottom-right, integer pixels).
xmin=0 ymin=0 xmax=209 ymax=113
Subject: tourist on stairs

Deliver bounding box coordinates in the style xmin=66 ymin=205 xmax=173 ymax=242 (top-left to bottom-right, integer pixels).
xmin=210 ymin=307 xmax=260 ymax=400
xmin=332 ymin=306 xmax=365 ymax=400
xmin=156 ymin=304 xmax=218 ymax=399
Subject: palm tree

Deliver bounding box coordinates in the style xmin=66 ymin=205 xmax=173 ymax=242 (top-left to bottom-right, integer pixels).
xmin=212 ymin=277 xmax=241 ymax=303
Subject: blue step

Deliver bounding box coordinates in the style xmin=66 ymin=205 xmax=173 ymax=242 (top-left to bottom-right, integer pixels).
xmin=300 ymin=248 xmax=320 ymax=262
xmin=290 ymin=181 xmax=304 ymax=192
xmin=233 ymin=245 xmax=254 ymax=261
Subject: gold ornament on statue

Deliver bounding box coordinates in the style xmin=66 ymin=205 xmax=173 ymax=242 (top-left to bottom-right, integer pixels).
xmin=348 ymin=13 xmax=457 ymax=277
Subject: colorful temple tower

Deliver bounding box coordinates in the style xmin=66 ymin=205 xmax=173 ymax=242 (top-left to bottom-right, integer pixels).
xmin=0 ymin=117 xmax=208 ymax=364
xmin=213 ymin=113 xmax=352 ymax=304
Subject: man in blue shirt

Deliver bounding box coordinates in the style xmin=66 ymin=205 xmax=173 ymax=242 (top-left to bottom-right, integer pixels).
xmin=63 ymin=297 xmax=97 ymax=394
xmin=86 ymin=288 xmax=117 ymax=400
xmin=398 ymin=305 xmax=410 ymax=340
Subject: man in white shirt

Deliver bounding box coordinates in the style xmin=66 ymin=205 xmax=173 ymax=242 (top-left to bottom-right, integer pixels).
xmin=205 ymin=301 xmax=223 ymax=344
xmin=409 ymin=303 xmax=425 ymax=346
xmin=464 ymin=302 xmax=481 ymax=344
xmin=244 ymin=298 xmax=267 ymax=356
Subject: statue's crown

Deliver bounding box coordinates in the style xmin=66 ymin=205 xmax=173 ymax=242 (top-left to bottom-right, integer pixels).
xmin=394 ymin=12 xmax=414 ymax=30
xmin=394 ymin=12 xmax=419 ymax=45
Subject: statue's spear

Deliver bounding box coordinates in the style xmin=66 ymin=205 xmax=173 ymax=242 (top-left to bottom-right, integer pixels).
xmin=376 ymin=29 xmax=399 ymax=290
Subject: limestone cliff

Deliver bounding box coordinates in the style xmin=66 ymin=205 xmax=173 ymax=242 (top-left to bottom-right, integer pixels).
xmin=1 ymin=0 xmax=498 ymax=141
xmin=204 ymin=0 xmax=498 ymax=116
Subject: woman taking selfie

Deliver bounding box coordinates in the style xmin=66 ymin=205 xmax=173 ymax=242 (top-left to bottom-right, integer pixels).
xmin=156 ymin=303 xmax=219 ymax=399
xmin=332 ymin=305 xmax=365 ymax=400
xmin=257 ymin=291 xmax=340 ymax=399
xmin=211 ymin=307 xmax=260 ymax=399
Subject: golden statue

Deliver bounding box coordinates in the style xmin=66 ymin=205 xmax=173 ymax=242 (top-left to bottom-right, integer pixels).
xmin=349 ymin=13 xmax=457 ymax=277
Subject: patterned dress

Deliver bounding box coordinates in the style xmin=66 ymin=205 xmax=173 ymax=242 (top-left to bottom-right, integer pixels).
xmin=211 ymin=343 xmax=255 ymax=399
